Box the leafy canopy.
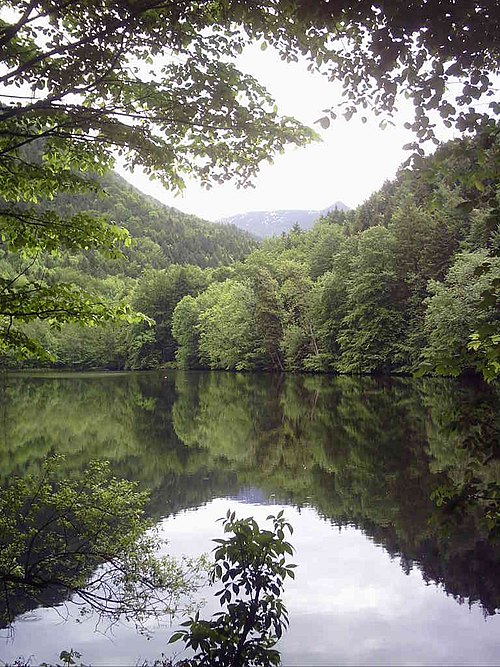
[0,1,317,192]
[308,1,500,147]
[1,0,499,358]
[2,0,499,189]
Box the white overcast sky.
[118,44,456,222]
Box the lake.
[0,370,499,665]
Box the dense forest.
[7,128,497,379]
[0,171,257,369]
[169,129,499,379]
[52,172,258,275]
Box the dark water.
[0,371,499,665]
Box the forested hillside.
[6,128,499,377]
[50,171,258,276]
[0,170,257,369]
[171,128,499,380]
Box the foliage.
[169,129,500,380]
[247,266,284,371]
[0,456,206,632]
[0,2,317,189]
[172,279,263,371]
[337,226,404,373]
[0,280,143,362]
[171,511,295,667]
[198,281,261,371]
[0,165,257,363]
[469,329,500,383]
[127,265,208,368]
[0,0,316,358]
[4,510,296,665]
[172,295,204,369]
[422,251,500,376]
[281,324,309,371]
[307,1,500,147]
[3,0,498,181]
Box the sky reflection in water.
[2,498,499,666]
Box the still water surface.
[0,371,499,665]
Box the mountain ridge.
[218,201,350,238]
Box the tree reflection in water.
[0,371,498,627]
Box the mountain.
[218,201,350,238]
[50,172,259,278]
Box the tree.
[337,226,404,373]
[0,457,206,633]
[2,1,499,170]
[173,279,260,371]
[0,2,318,187]
[309,244,352,371]
[247,266,284,371]
[422,250,500,378]
[128,265,208,368]
[279,262,318,370]
[307,221,346,280]
[172,294,207,369]
[197,280,259,371]
[390,199,454,370]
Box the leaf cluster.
[171,511,296,667]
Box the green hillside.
[0,168,258,370]
[49,171,258,277]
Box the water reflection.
[3,501,500,666]
[0,371,499,662]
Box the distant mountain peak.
[218,201,350,238]
[323,201,350,213]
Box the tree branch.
[0,252,38,294]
